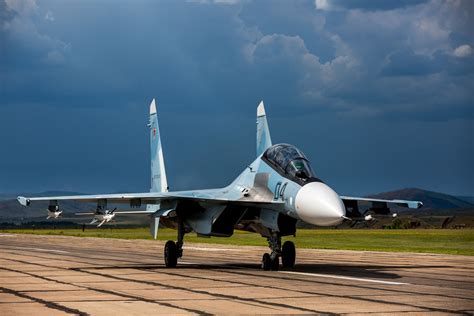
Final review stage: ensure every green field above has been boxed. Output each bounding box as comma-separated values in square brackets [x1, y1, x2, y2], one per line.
[2, 228, 473, 256]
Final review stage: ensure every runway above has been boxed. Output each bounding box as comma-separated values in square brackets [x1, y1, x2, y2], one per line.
[0, 234, 473, 315]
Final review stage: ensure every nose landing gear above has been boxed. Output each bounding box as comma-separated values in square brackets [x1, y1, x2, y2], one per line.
[281, 240, 296, 268]
[261, 253, 272, 270]
[261, 252, 280, 271]
[261, 233, 296, 270]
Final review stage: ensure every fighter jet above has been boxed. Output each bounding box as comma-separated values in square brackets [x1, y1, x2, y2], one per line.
[17, 99, 422, 270]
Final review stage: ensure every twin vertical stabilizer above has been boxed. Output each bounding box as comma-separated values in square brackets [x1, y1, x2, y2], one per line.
[256, 101, 272, 156]
[149, 98, 168, 193]
[149, 98, 168, 239]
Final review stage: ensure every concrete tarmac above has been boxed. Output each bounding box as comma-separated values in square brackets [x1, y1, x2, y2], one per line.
[0, 233, 473, 315]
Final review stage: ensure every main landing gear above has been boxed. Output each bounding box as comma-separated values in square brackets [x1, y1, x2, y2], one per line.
[261, 233, 296, 271]
[164, 219, 185, 268]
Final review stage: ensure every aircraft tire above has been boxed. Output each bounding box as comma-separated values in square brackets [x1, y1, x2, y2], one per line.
[271, 256, 279, 271]
[261, 253, 271, 271]
[164, 240, 178, 268]
[282, 241, 296, 268]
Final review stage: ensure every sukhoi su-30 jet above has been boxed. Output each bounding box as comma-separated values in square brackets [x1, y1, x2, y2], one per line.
[17, 99, 422, 270]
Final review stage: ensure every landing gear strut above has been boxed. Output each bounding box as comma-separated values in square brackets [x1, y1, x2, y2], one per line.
[164, 219, 185, 268]
[261, 232, 296, 271]
[261, 233, 281, 271]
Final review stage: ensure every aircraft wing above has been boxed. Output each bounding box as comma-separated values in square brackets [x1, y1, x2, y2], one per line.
[17, 189, 284, 210]
[340, 196, 423, 209]
[340, 196, 422, 218]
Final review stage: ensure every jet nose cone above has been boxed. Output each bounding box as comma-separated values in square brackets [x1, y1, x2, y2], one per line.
[295, 182, 346, 226]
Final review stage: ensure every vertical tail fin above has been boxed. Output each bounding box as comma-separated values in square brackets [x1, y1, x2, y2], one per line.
[149, 98, 169, 193]
[256, 100, 272, 156]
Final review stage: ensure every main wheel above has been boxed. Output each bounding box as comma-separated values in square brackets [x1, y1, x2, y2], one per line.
[261, 253, 271, 271]
[164, 240, 178, 268]
[282, 241, 296, 268]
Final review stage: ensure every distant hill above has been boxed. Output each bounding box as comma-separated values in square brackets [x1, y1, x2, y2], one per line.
[457, 196, 474, 205]
[368, 188, 474, 209]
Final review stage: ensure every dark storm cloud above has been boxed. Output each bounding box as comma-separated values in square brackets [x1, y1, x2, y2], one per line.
[381, 50, 441, 77]
[0, 0, 472, 195]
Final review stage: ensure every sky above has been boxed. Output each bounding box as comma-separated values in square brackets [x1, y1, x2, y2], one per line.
[0, 0, 473, 196]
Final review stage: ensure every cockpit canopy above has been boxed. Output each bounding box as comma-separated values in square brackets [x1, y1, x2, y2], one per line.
[262, 143, 318, 184]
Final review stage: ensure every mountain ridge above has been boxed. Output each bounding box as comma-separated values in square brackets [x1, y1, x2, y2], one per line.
[367, 188, 474, 209]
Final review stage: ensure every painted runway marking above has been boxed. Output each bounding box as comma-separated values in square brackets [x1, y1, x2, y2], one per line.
[180, 261, 409, 285]
[6, 246, 71, 254]
[279, 271, 410, 285]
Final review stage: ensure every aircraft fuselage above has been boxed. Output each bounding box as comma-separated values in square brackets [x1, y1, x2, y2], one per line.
[226, 147, 346, 228]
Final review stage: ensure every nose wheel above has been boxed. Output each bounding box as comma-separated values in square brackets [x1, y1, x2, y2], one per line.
[261, 253, 280, 271]
[261, 233, 295, 271]
[261, 253, 271, 270]
[282, 241, 296, 268]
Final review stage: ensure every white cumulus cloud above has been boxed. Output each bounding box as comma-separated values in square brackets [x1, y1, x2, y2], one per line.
[5, 0, 38, 16]
[453, 44, 472, 58]
[315, 0, 331, 10]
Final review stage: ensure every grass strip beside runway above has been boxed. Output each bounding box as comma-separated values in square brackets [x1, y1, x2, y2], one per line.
[2, 228, 473, 256]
